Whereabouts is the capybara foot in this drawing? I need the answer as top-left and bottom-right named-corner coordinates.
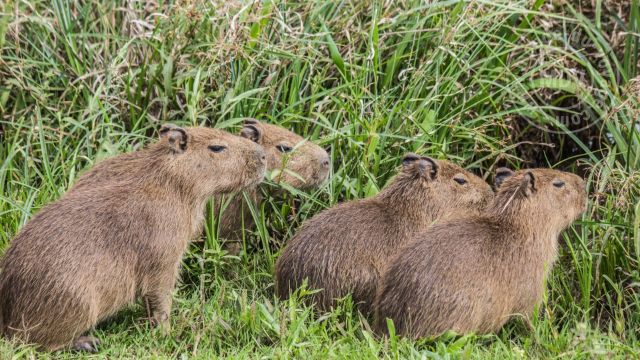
top-left (222, 240), bottom-right (242, 255)
top-left (150, 313), bottom-right (171, 335)
top-left (73, 336), bottom-right (101, 353)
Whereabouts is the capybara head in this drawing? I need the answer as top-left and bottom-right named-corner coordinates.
top-left (240, 120), bottom-right (330, 189)
top-left (392, 153), bottom-right (494, 214)
top-left (154, 124), bottom-right (266, 197)
top-left (492, 168), bottom-right (587, 228)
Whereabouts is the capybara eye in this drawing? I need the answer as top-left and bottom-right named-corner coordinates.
top-left (277, 144), bottom-right (293, 153)
top-left (453, 177), bottom-right (467, 185)
top-left (553, 180), bottom-right (565, 188)
top-left (208, 145), bottom-right (227, 153)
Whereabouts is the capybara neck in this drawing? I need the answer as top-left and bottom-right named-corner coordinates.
top-left (84, 147), bottom-right (203, 207)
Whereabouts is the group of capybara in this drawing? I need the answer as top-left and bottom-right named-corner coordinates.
top-left (0, 121), bottom-right (587, 352)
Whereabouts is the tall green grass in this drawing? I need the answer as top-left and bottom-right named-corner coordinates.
top-left (0, 0), bottom-right (639, 358)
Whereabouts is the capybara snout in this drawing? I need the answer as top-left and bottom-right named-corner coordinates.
top-left (246, 120), bottom-right (330, 189)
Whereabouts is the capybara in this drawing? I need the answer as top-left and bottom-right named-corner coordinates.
top-left (215, 120), bottom-right (330, 250)
top-left (275, 153), bottom-right (494, 313)
top-left (374, 168), bottom-right (587, 338)
top-left (0, 124), bottom-right (266, 352)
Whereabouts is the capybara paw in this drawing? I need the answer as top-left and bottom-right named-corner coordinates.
top-left (159, 322), bottom-right (171, 336)
top-left (222, 241), bottom-right (242, 255)
top-left (150, 313), bottom-right (171, 335)
top-left (152, 321), bottom-right (171, 336)
top-left (73, 336), bottom-right (101, 353)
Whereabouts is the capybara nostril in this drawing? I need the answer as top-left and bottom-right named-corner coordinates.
top-left (317, 153), bottom-right (331, 170)
top-left (255, 148), bottom-right (266, 162)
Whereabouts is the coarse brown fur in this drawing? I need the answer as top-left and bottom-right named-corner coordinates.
top-left (0, 125), bottom-right (266, 352)
top-left (274, 154), bottom-right (494, 313)
top-left (215, 120), bottom-right (330, 248)
top-left (373, 168), bottom-right (587, 339)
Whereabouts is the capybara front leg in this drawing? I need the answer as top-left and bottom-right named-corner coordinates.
top-left (145, 275), bottom-right (176, 335)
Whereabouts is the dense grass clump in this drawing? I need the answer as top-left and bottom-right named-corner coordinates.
top-left (0, 0), bottom-right (639, 358)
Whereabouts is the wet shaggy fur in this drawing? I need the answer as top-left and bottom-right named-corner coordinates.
top-left (215, 120), bottom-right (330, 247)
top-left (0, 125), bottom-right (266, 351)
top-left (274, 154), bottom-right (494, 313)
top-left (373, 169), bottom-right (587, 339)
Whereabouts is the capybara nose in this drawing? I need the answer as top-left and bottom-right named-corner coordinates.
top-left (320, 153), bottom-right (330, 168)
top-left (255, 148), bottom-right (266, 164)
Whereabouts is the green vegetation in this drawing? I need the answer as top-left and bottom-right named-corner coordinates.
top-left (1, 0), bottom-right (638, 358)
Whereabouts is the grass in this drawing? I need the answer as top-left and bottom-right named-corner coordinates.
top-left (0, 0), bottom-right (639, 358)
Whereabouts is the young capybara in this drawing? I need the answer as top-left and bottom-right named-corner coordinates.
top-left (215, 120), bottom-right (330, 249)
top-left (275, 154), bottom-right (494, 313)
top-left (374, 168), bottom-right (587, 339)
top-left (0, 124), bottom-right (266, 352)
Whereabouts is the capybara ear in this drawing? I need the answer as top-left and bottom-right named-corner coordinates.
top-left (159, 124), bottom-right (188, 153)
top-left (402, 153), bottom-right (421, 166)
top-left (402, 153), bottom-right (438, 180)
top-left (520, 171), bottom-right (536, 197)
top-left (494, 167), bottom-right (515, 188)
top-left (240, 123), bottom-right (262, 144)
top-left (244, 118), bottom-right (260, 125)
top-left (420, 156), bottom-right (438, 179)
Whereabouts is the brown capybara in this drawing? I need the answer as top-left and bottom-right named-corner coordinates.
top-left (215, 120), bottom-right (330, 250)
top-left (0, 124), bottom-right (266, 352)
top-left (274, 154), bottom-right (494, 313)
top-left (374, 168), bottom-right (587, 339)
